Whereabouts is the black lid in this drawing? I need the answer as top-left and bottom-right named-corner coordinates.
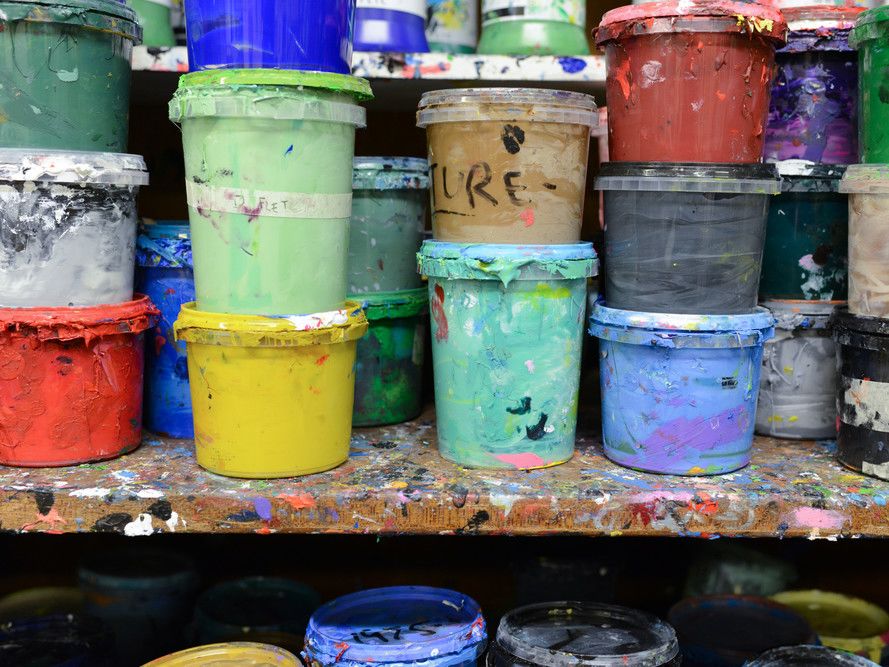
top-left (598, 162), bottom-right (779, 181)
top-left (832, 307), bottom-right (889, 337)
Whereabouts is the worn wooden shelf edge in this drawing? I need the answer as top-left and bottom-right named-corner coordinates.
top-left (2, 409), bottom-right (888, 538)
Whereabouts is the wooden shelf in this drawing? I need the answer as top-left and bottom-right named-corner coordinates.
top-left (4, 409), bottom-right (888, 538)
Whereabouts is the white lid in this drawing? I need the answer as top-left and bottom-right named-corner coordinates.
top-left (0, 150), bottom-right (149, 186)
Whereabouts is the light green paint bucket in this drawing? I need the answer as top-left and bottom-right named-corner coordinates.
top-left (131, 0), bottom-right (175, 47)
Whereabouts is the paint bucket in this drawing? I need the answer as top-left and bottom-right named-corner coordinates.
top-left (851, 7), bottom-right (889, 163)
top-left (427, 0), bottom-right (478, 53)
top-left (596, 162), bottom-right (780, 315)
top-left (596, 1), bottom-right (787, 163)
top-left (0, 0), bottom-right (139, 152)
top-left (0, 296), bottom-right (157, 467)
top-left (417, 88), bottom-right (598, 244)
top-left (839, 165), bottom-right (889, 317)
top-left (773, 591), bottom-right (889, 664)
top-left (79, 550), bottom-right (199, 665)
top-left (136, 221), bottom-right (194, 439)
top-left (667, 595), bottom-right (817, 667)
top-left (131, 0), bottom-right (176, 47)
top-left (303, 586), bottom-right (487, 667)
top-left (765, 7), bottom-right (861, 165)
top-left (590, 305), bottom-right (775, 475)
top-left (0, 614), bottom-right (114, 665)
top-left (0, 588), bottom-right (83, 623)
top-left (184, 0), bottom-right (356, 73)
top-left (0, 150), bottom-right (149, 308)
top-left (489, 602), bottom-right (680, 667)
top-left (169, 69), bottom-right (371, 315)
top-left (419, 241), bottom-right (597, 469)
top-left (477, 0), bottom-right (590, 55)
top-left (684, 543), bottom-right (797, 598)
top-left (350, 157), bottom-right (429, 294)
top-left (748, 645), bottom-right (881, 666)
top-left (355, 0), bottom-right (429, 52)
top-left (174, 302), bottom-right (367, 478)
top-left (194, 577), bottom-right (321, 651)
top-left (756, 300), bottom-right (840, 440)
top-left (352, 288), bottom-right (427, 427)
top-left (146, 643), bottom-right (301, 667)
top-left (760, 161), bottom-right (848, 302)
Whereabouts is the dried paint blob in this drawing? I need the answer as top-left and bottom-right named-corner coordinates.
top-left (851, 7), bottom-right (889, 163)
top-left (303, 586), bottom-right (487, 667)
top-left (747, 645), bottom-right (880, 666)
top-left (477, 0), bottom-right (589, 56)
top-left (145, 642), bottom-right (302, 667)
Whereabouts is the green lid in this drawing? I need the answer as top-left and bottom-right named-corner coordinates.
top-left (850, 6), bottom-right (889, 46)
top-left (349, 288), bottom-right (428, 320)
top-left (0, 0), bottom-right (140, 40)
top-left (178, 69), bottom-right (373, 102)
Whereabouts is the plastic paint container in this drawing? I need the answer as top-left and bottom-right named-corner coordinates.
top-left (352, 289), bottom-right (427, 427)
top-left (684, 543), bottom-right (797, 598)
top-left (131, 0), bottom-right (176, 47)
top-left (136, 222), bottom-right (194, 439)
top-left (756, 300), bottom-right (840, 440)
top-left (852, 7), bottom-right (889, 163)
top-left (174, 302), bottom-right (367, 478)
top-left (355, 0), bottom-right (430, 52)
top-left (350, 157), bottom-right (429, 294)
top-left (748, 645), bottom-right (881, 666)
top-left (427, 0), bottom-right (478, 53)
top-left (169, 69), bottom-right (371, 315)
top-left (760, 161), bottom-right (848, 302)
top-left (0, 150), bottom-right (149, 308)
top-left (146, 643), bottom-right (301, 667)
top-left (419, 241), bottom-right (597, 469)
top-left (668, 596), bottom-right (817, 667)
top-left (0, 614), bottom-right (114, 666)
top-left (0, 588), bottom-right (83, 623)
top-left (773, 591), bottom-right (889, 663)
top-left (489, 602), bottom-right (680, 667)
top-left (765, 7), bottom-right (861, 165)
top-left (303, 586), bottom-right (487, 667)
top-left (184, 0), bottom-right (356, 73)
top-left (591, 305), bottom-right (775, 476)
top-left (477, 0), bottom-right (589, 56)
top-left (417, 88), bottom-right (597, 244)
top-left (79, 550), bottom-right (199, 665)
top-left (596, 162), bottom-right (780, 315)
top-left (597, 1), bottom-right (787, 163)
top-left (0, 296), bottom-right (156, 467)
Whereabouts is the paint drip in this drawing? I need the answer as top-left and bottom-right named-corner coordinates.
top-left (850, 8), bottom-right (889, 163)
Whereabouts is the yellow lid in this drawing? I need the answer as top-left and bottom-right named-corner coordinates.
top-left (773, 590), bottom-right (889, 639)
top-left (143, 642), bottom-right (300, 666)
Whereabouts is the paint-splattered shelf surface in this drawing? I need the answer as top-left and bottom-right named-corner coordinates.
top-left (3, 410), bottom-right (889, 538)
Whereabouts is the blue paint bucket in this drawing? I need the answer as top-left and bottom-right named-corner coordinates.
top-left (303, 586), bottom-right (487, 667)
top-left (590, 305), bottom-right (774, 475)
top-left (355, 0), bottom-right (430, 52)
top-left (136, 221), bottom-right (195, 439)
top-left (184, 0), bottom-right (356, 73)
top-left (0, 614), bottom-right (113, 666)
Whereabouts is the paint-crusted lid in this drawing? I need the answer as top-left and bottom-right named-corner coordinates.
top-left (176, 68), bottom-right (373, 101)
top-left (762, 300), bottom-right (841, 331)
top-left (303, 586), bottom-right (487, 667)
top-left (780, 6), bottom-right (861, 52)
top-left (417, 88), bottom-right (598, 127)
top-left (493, 602), bottom-right (679, 667)
top-left (851, 6), bottom-right (889, 46)
top-left (746, 645), bottom-right (881, 666)
top-left (0, 150), bottom-right (149, 186)
top-left (144, 643), bottom-right (302, 666)
top-left (0, 614), bottom-right (114, 665)
top-left (353, 157), bottom-right (430, 190)
top-left (775, 160), bottom-right (846, 192)
top-left (839, 164), bottom-right (889, 193)
top-left (833, 307), bottom-right (889, 352)
top-left (350, 288), bottom-right (428, 320)
top-left (137, 221), bottom-right (192, 268)
top-left (0, 0), bottom-right (141, 41)
top-left (596, 162), bottom-right (780, 194)
top-left (772, 590), bottom-right (889, 640)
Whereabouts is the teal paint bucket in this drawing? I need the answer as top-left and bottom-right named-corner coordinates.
top-left (418, 241), bottom-right (597, 469)
top-left (350, 157), bottom-right (429, 294)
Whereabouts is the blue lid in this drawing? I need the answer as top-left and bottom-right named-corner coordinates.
top-left (303, 586), bottom-right (487, 667)
top-left (353, 157), bottom-right (430, 190)
top-left (137, 221), bottom-right (192, 268)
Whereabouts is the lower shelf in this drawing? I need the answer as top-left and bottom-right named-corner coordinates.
top-left (2, 409), bottom-right (888, 537)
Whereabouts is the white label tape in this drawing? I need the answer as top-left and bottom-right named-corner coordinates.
top-left (841, 377), bottom-right (889, 432)
top-left (357, 0), bottom-right (427, 20)
top-left (186, 181), bottom-right (352, 220)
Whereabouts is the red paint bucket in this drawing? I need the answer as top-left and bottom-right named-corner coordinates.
top-left (596, 0), bottom-right (787, 163)
top-left (0, 296), bottom-right (158, 467)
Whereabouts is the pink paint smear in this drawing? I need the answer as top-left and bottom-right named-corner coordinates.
top-left (496, 452), bottom-right (546, 469)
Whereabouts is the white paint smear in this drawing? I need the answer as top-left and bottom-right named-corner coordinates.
top-left (843, 377), bottom-right (889, 432)
top-left (186, 182), bottom-right (352, 219)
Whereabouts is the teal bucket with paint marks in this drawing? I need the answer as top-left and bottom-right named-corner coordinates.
top-left (418, 241), bottom-right (597, 469)
top-left (0, 0), bottom-right (141, 152)
top-left (350, 157), bottom-right (429, 294)
top-left (351, 288), bottom-right (428, 427)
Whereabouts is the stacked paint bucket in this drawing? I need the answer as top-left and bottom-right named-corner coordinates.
top-left (757, 2), bottom-right (861, 442)
top-left (0, 1), bottom-right (157, 467)
top-left (171, 3), bottom-right (373, 478)
top-left (592, 0), bottom-right (785, 475)
top-left (416, 88), bottom-right (599, 469)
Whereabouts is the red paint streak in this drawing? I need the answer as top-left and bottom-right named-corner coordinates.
top-left (334, 642), bottom-right (350, 661)
top-left (716, 90), bottom-right (726, 101)
top-left (431, 284), bottom-right (449, 342)
top-left (278, 493), bottom-right (317, 510)
top-left (315, 354), bottom-right (330, 366)
top-left (164, 288), bottom-right (176, 295)
top-left (629, 501), bottom-right (659, 527)
top-left (520, 208), bottom-right (535, 228)
top-left (614, 57), bottom-right (632, 100)
top-left (154, 332), bottom-right (166, 356)
top-left (689, 493), bottom-right (718, 516)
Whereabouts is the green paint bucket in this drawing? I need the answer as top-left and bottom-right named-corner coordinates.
top-left (852, 7), bottom-right (889, 163)
top-left (350, 157), bottom-right (429, 295)
top-left (418, 241), bottom-right (597, 469)
top-left (131, 0), bottom-right (175, 47)
top-left (351, 288), bottom-right (428, 427)
top-left (169, 69), bottom-right (372, 315)
top-left (0, 0), bottom-right (140, 152)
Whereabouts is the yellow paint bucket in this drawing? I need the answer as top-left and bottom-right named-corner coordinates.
top-left (174, 302), bottom-right (367, 478)
top-left (143, 642), bottom-right (300, 666)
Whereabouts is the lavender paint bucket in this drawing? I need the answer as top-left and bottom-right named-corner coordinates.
top-left (590, 305), bottom-right (775, 475)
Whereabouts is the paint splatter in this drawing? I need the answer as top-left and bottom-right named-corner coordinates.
top-left (558, 57), bottom-right (587, 74)
top-left (520, 208), bottom-right (535, 227)
top-left (506, 397), bottom-right (532, 415)
top-left (501, 124), bottom-right (525, 154)
top-left (495, 452), bottom-right (547, 469)
top-left (431, 283), bottom-right (449, 341)
top-left (526, 413), bottom-right (549, 440)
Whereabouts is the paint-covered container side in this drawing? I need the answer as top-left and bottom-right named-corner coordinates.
top-left (427, 0), bottom-right (478, 53)
top-left (130, 0), bottom-right (176, 47)
top-left (0, 614), bottom-right (115, 665)
top-left (746, 645), bottom-right (881, 666)
top-left (145, 642), bottom-right (302, 666)
top-left (355, 0), bottom-right (429, 52)
top-left (353, 156), bottom-right (430, 190)
top-left (477, 0), bottom-right (589, 56)
top-left (852, 8), bottom-right (889, 163)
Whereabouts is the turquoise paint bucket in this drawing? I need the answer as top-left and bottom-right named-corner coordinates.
top-left (418, 241), bottom-right (597, 469)
top-left (350, 157), bottom-right (429, 294)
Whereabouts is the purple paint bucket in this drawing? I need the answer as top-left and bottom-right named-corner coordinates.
top-left (355, 0), bottom-right (430, 52)
top-left (590, 305), bottom-right (775, 476)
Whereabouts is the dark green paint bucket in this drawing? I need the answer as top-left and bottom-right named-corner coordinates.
top-left (852, 7), bottom-right (889, 162)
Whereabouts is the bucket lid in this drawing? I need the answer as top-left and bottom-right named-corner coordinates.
top-left (0, 0), bottom-right (140, 39)
top-left (418, 241), bottom-right (598, 284)
top-left (596, 162), bottom-right (780, 194)
top-left (353, 157), bottom-right (430, 190)
top-left (349, 288), bottom-right (428, 320)
top-left (0, 149), bottom-right (149, 186)
top-left (177, 69), bottom-right (373, 101)
top-left (832, 307), bottom-right (889, 352)
top-left (781, 8), bottom-right (859, 52)
top-left (746, 645), bottom-right (881, 666)
top-left (79, 549), bottom-right (197, 591)
top-left (775, 160), bottom-right (846, 192)
top-left (303, 586), bottom-right (487, 667)
top-left (143, 643), bottom-right (301, 667)
top-left (417, 88), bottom-right (598, 127)
top-left (762, 300), bottom-right (841, 331)
top-left (851, 6), bottom-right (889, 46)
top-left (839, 164), bottom-right (889, 193)
top-left (137, 222), bottom-right (192, 269)
top-left (494, 602), bottom-right (679, 667)
top-left (772, 590), bottom-right (889, 639)
top-left (174, 301), bottom-right (368, 347)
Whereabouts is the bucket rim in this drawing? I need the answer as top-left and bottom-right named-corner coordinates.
top-left (0, 149), bottom-right (149, 186)
top-left (176, 69), bottom-right (374, 102)
top-left (349, 288), bottom-right (428, 320)
top-left (839, 164), bottom-right (889, 193)
top-left (774, 160), bottom-right (846, 190)
top-left (772, 590), bottom-right (889, 637)
top-left (139, 220), bottom-right (190, 241)
top-left (78, 549), bottom-right (197, 589)
top-left (851, 5), bottom-right (889, 43)
top-left (832, 307), bottom-right (889, 337)
top-left (417, 88), bottom-right (597, 128)
top-left (143, 643), bottom-right (300, 667)
top-left (418, 241), bottom-right (597, 281)
top-left (597, 162), bottom-right (780, 194)
top-left (353, 156), bottom-right (430, 190)
top-left (0, 294), bottom-right (157, 332)
top-left (762, 300), bottom-right (841, 331)
top-left (0, 0), bottom-right (140, 34)
top-left (747, 645), bottom-right (882, 667)
top-left (591, 304), bottom-right (775, 335)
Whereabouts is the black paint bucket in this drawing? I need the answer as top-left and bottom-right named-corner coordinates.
top-left (596, 162), bottom-right (780, 314)
top-left (747, 645), bottom-right (880, 666)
